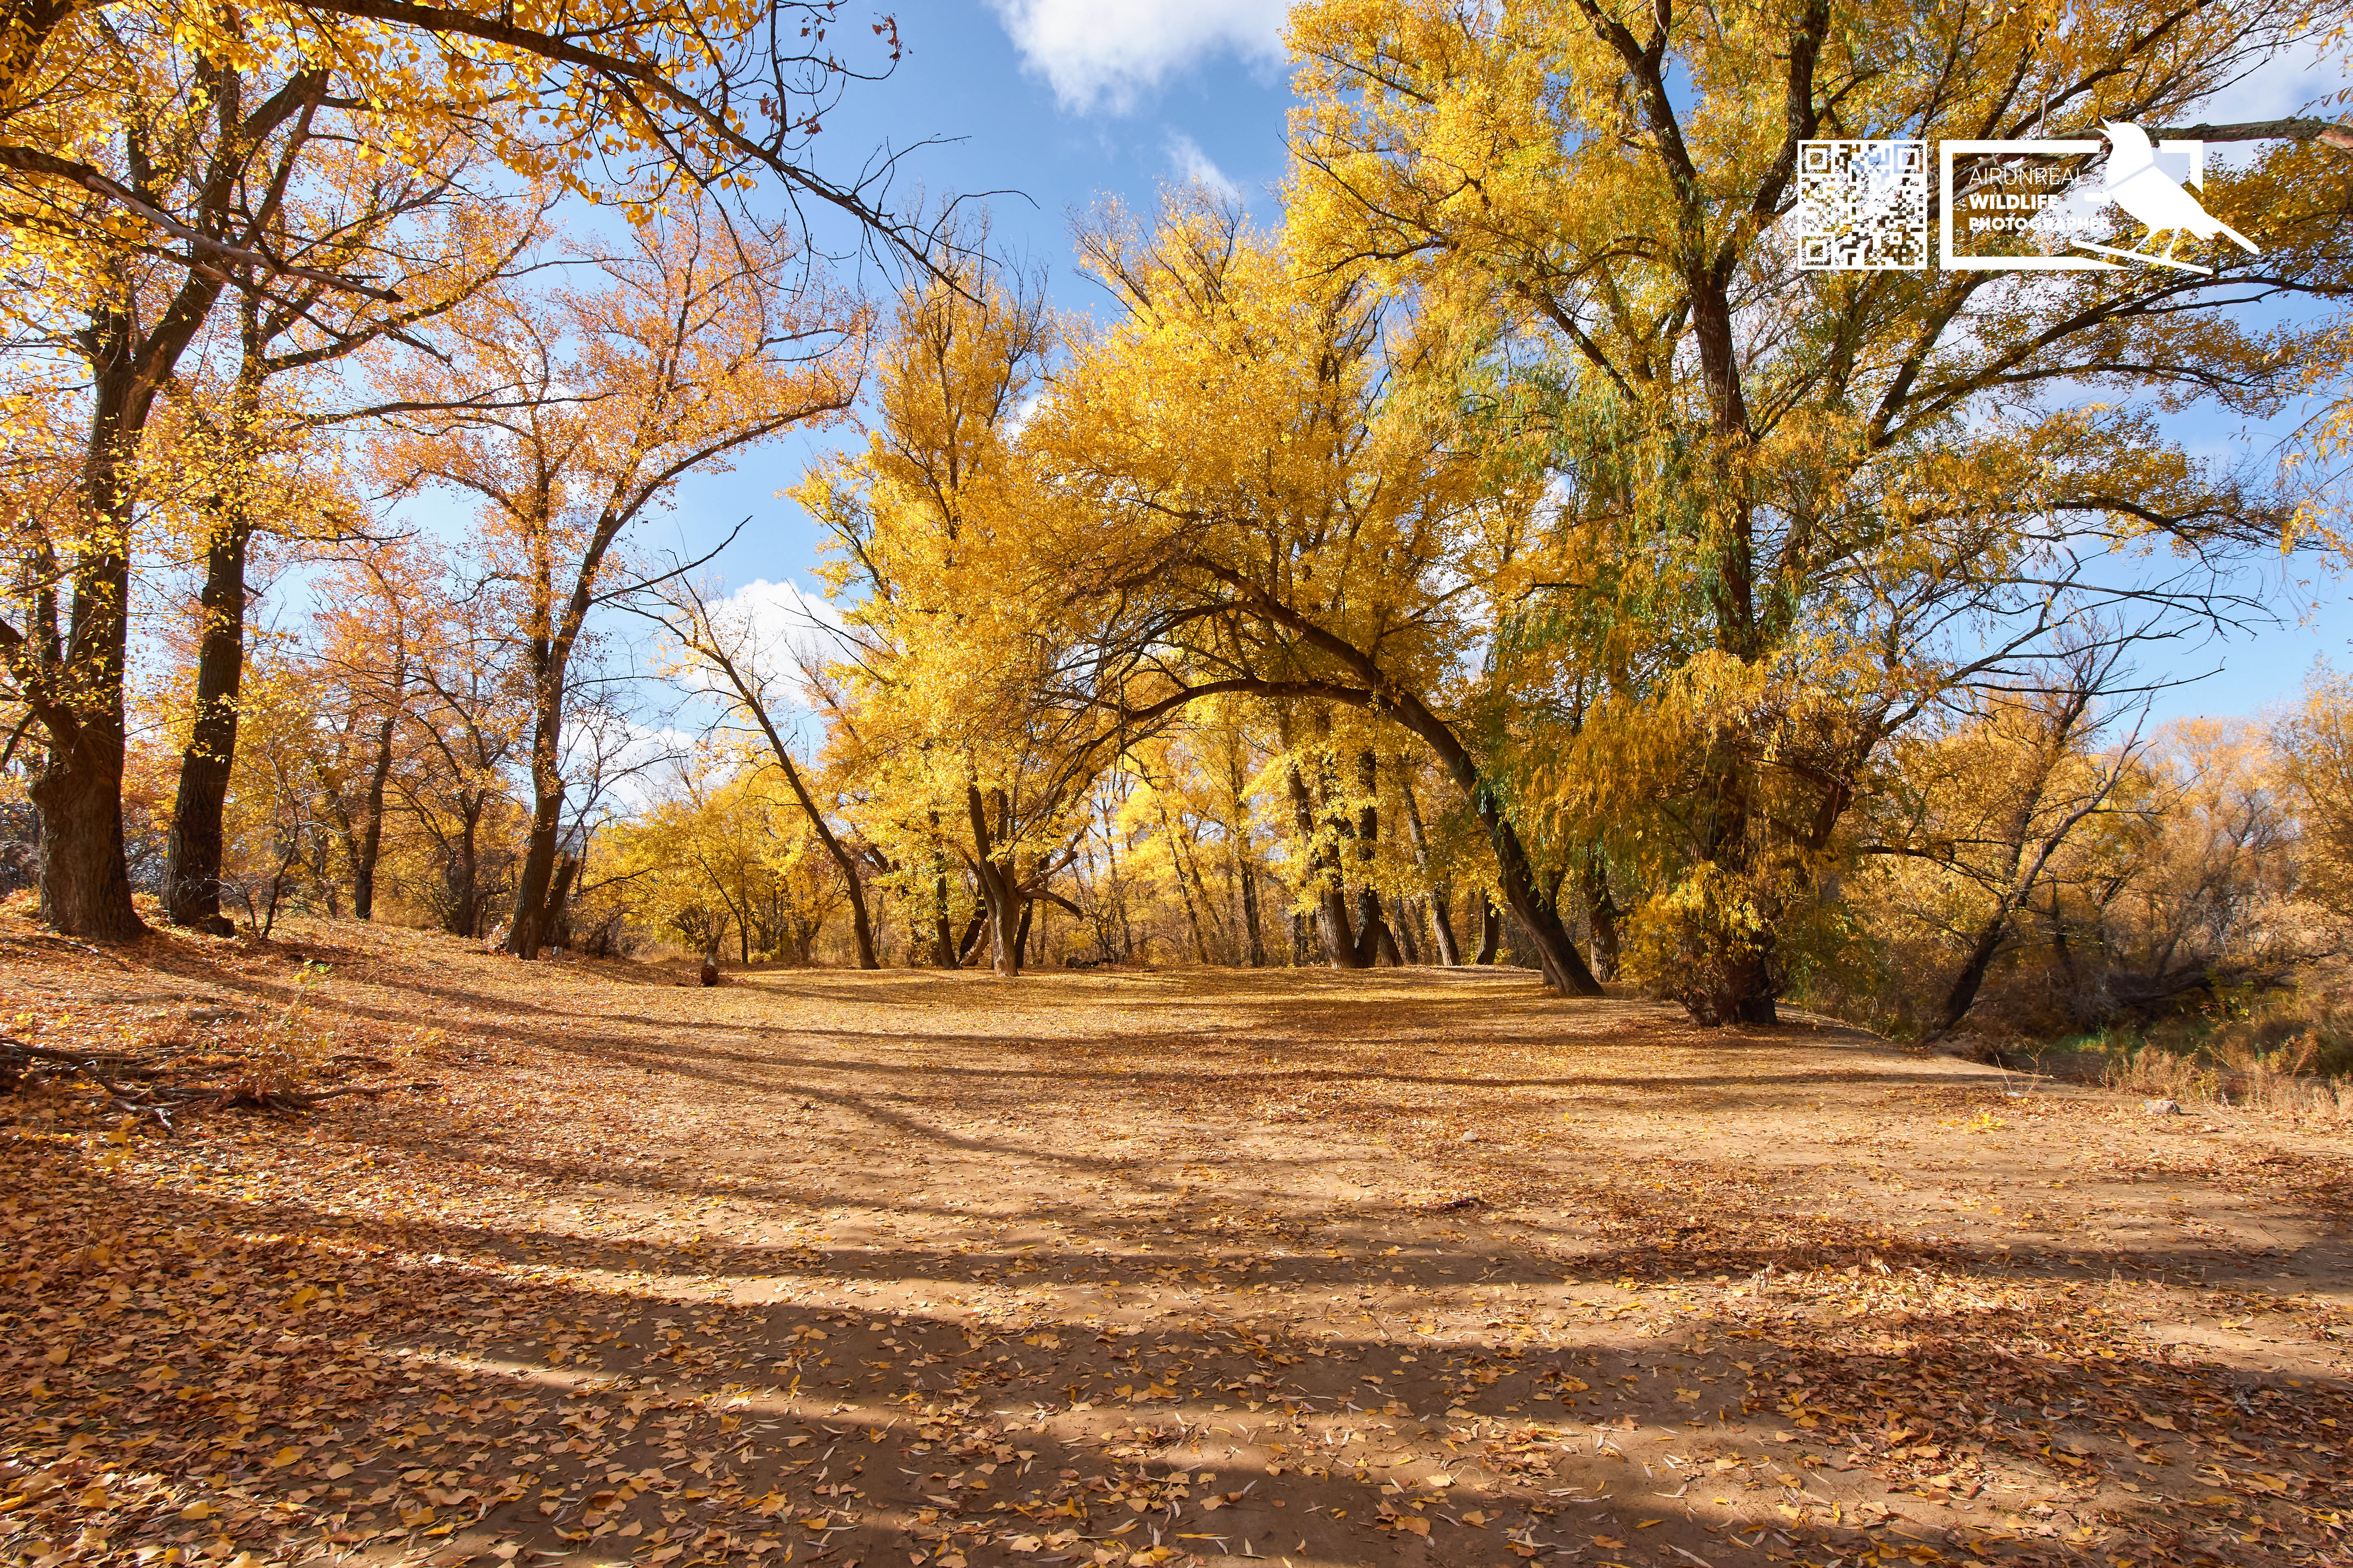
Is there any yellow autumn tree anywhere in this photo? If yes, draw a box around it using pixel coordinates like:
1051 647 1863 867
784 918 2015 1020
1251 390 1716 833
1020 196 1606 994
0 0 917 940
798 249 1118 978
607 759 846 964
370 198 865 960
2280 668 2353 923
1285 0 2353 1021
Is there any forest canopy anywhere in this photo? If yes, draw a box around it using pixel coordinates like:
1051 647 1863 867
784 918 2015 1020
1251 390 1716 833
4 0 2351 1048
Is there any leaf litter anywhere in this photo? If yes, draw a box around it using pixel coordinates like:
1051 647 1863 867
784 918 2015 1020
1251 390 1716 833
2 913 2347 1568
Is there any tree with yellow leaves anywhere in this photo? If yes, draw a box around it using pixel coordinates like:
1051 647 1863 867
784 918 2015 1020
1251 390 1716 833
1021 196 1606 995
372 199 865 960
608 757 847 964
1285 0 2353 1021
2 31 354 938
147 125 543 935
0 0 922 942
2279 667 2353 924
648 573 883 968
798 248 1121 978
1 0 923 274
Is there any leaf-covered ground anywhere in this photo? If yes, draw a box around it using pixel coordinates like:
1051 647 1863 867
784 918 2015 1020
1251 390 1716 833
2 916 2348 1568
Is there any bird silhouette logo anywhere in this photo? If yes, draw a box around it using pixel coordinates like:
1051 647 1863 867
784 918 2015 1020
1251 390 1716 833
2072 121 2258 273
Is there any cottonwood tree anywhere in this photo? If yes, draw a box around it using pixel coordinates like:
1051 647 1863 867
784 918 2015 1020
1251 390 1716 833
612 759 846 964
0 0 922 941
152 125 542 933
373 204 864 959
0 32 347 937
796 253 1117 978
1 0 926 271
298 543 440 922
1286 0 2353 1022
1028 198 1606 996
1855 649 2150 1038
387 571 529 938
2279 669 2353 922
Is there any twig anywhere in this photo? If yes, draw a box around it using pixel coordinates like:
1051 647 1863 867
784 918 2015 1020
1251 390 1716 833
2 1035 432 1118
1 931 137 969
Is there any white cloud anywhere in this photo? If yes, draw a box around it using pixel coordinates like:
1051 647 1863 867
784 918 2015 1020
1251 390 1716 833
1165 131 1242 200
658 577 847 751
712 578 847 706
722 577 845 650
988 0 1287 114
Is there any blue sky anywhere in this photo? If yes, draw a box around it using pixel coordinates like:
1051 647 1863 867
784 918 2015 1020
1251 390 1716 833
627 2 2346 728
640 0 1294 584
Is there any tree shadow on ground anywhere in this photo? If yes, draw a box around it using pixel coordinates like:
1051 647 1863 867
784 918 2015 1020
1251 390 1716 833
4 1148 2334 1568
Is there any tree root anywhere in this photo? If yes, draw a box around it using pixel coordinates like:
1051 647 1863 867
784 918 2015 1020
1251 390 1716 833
0 1036 433 1129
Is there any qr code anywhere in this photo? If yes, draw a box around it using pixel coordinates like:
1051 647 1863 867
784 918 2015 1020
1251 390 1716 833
1795 140 1928 270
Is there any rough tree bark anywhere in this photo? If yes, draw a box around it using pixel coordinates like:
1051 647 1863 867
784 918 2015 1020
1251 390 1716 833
1581 849 1621 983
964 783 1022 977
161 502 251 934
5 63 324 942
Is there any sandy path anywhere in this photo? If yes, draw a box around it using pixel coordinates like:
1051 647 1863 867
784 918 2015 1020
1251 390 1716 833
3 922 2349 1568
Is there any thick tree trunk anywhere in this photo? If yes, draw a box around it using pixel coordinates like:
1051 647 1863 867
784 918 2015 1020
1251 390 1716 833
1429 892 1462 966
1935 920 2009 1036
1316 880 1358 964
507 657 565 958
31 748 142 942
1485 816 1603 995
1476 893 1501 965
352 706 397 920
23 143 259 943
507 775 564 958
1581 849 1621 982
445 808 483 938
1681 748 1778 1025
1354 888 1394 966
545 853 580 949
29 338 152 942
966 784 1022 978
163 512 252 934
1290 910 1309 966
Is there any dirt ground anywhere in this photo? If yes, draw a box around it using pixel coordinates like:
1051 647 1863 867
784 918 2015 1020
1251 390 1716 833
2 917 2349 1568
